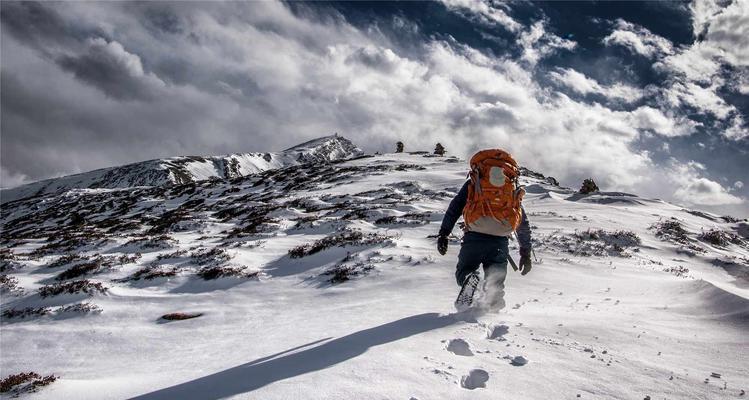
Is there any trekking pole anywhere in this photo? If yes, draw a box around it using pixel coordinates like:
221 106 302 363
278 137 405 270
507 255 518 271
509 232 520 271
514 231 540 263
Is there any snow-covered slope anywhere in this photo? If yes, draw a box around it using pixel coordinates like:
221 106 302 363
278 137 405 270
0 135 362 204
1 152 747 399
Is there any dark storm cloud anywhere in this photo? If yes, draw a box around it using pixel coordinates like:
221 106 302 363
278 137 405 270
1 1 162 101
0 1 104 52
138 5 185 35
56 38 165 101
1 2 74 46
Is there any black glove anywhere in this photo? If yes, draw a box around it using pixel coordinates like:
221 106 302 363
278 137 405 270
519 248 532 275
437 235 448 255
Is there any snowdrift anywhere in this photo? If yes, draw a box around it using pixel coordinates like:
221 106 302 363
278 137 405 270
1 139 747 399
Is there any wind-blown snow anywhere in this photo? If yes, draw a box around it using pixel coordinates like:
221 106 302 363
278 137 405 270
1 146 747 399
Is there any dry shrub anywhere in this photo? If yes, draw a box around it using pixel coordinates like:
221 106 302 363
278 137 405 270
324 262 375 283
125 235 177 250
0 248 15 262
156 249 188 261
663 266 690 278
57 303 102 315
55 257 111 281
118 252 142 264
2 307 52 320
0 372 57 395
190 247 231 265
650 219 690 243
374 212 431 225
574 229 641 248
38 280 108 298
289 230 392 258
46 253 85 269
0 274 23 295
540 229 640 257
126 266 179 281
196 266 258 280
698 229 743 248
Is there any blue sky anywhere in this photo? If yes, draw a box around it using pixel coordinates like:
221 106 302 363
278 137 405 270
1 1 747 216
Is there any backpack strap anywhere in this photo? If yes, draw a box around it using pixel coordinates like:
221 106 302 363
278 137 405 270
469 166 482 195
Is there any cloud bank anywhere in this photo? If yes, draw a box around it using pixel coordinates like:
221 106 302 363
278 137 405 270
1 1 747 215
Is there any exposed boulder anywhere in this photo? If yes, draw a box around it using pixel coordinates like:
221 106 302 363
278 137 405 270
579 178 599 194
434 143 446 156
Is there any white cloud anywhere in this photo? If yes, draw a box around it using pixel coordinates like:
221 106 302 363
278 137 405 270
675 178 744 205
547 69 693 137
0 168 29 189
439 0 521 32
438 3 576 67
646 1 749 142
691 0 725 36
603 19 673 58
548 68 643 102
655 41 723 84
698 0 749 67
518 21 576 66
661 80 734 120
651 0 742 98
723 114 749 140
630 106 695 137
729 69 749 94
668 160 743 206
596 14 747 149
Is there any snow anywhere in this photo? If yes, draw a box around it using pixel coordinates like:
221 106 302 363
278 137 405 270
446 338 474 356
460 369 490 390
1 151 747 399
0 135 362 203
486 324 510 340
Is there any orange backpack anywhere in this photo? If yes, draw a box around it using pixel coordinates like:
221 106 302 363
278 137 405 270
462 149 525 232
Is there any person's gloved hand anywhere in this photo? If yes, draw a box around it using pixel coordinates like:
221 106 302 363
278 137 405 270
437 235 449 255
519 247 532 275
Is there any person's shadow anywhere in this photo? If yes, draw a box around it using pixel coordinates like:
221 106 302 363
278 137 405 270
131 312 460 399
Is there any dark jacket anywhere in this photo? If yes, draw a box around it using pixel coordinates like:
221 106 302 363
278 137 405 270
439 180 532 251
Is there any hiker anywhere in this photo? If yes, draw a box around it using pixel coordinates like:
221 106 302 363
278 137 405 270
436 149 532 310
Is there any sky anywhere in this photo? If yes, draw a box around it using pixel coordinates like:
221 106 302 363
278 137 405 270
1 0 747 217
